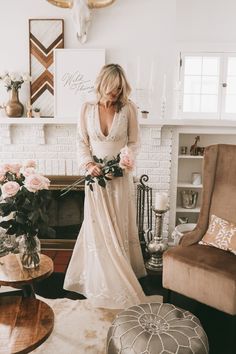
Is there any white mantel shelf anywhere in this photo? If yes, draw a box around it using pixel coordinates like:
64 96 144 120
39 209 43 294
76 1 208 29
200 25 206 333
0 117 162 126
1 117 236 127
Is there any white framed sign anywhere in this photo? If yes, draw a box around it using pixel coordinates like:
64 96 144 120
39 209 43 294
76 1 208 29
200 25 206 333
54 48 105 119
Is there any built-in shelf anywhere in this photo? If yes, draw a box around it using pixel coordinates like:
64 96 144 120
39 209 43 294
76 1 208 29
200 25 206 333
177 183 203 188
176 207 201 213
178 155 203 159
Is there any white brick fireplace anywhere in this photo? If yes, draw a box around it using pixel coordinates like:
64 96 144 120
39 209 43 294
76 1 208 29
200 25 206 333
0 122 173 238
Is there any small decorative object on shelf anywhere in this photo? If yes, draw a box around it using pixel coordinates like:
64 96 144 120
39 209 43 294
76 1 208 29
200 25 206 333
180 146 188 155
190 136 205 156
160 73 167 119
160 97 166 119
191 172 202 186
181 190 198 209
0 71 31 118
26 100 33 118
145 206 169 271
33 107 41 118
0 160 55 268
190 136 200 155
141 110 149 119
177 216 189 224
5 86 24 117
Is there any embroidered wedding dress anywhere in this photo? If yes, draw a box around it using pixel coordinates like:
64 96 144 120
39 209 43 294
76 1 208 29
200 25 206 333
63 101 147 309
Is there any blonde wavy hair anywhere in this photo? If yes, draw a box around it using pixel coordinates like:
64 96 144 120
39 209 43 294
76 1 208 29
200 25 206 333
95 64 131 112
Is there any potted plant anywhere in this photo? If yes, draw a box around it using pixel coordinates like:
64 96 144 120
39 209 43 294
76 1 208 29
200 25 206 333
141 110 149 119
0 160 55 268
0 71 31 117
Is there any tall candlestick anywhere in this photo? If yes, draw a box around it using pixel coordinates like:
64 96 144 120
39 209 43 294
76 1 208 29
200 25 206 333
155 192 168 211
136 56 141 89
162 73 167 99
148 60 154 91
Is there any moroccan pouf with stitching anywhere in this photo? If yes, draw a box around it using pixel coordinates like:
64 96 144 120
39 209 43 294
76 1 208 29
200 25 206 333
106 302 209 354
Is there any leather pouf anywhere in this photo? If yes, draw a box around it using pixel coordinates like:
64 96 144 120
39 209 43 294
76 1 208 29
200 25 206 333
107 302 209 354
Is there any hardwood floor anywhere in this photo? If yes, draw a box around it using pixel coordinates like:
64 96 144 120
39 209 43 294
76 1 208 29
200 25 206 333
41 250 72 273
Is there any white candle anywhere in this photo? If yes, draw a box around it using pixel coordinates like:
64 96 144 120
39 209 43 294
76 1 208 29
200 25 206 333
155 192 168 210
148 60 154 91
136 56 141 89
162 73 167 99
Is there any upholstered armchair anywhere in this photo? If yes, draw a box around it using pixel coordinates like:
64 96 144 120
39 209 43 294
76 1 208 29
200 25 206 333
163 144 236 316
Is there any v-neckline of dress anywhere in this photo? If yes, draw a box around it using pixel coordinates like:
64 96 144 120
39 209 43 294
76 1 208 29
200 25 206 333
96 104 117 139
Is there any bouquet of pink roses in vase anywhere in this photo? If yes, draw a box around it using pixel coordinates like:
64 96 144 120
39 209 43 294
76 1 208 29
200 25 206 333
0 160 55 268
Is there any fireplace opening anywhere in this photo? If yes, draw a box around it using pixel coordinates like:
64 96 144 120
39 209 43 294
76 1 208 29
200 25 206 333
39 176 85 250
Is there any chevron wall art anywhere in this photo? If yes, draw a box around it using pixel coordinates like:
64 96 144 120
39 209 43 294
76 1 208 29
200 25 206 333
29 19 64 117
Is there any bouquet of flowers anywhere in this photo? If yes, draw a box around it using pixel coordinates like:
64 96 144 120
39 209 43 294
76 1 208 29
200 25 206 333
0 71 31 91
61 146 134 195
0 160 55 267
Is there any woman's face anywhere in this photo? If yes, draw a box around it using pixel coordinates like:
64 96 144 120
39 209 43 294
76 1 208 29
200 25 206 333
104 86 122 102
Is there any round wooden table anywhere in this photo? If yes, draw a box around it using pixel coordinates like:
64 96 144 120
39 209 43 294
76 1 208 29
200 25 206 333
0 253 54 354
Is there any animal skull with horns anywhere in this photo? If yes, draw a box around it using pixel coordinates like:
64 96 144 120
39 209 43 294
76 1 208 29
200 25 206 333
47 0 116 43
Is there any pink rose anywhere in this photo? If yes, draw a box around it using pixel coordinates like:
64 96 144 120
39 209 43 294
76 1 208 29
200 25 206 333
1 181 20 199
0 174 5 182
24 174 50 193
2 164 12 173
0 167 5 183
22 167 36 177
119 147 134 171
3 163 22 174
25 160 36 168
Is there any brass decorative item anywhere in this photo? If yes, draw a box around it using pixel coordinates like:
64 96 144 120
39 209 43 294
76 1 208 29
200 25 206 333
46 0 116 43
46 0 116 9
190 136 200 155
5 87 24 117
145 207 169 271
190 136 205 156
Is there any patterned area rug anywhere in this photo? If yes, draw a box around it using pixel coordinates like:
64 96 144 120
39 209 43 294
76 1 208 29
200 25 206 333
32 295 162 354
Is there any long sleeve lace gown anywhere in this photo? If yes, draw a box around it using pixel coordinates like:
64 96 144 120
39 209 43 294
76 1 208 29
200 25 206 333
63 100 147 309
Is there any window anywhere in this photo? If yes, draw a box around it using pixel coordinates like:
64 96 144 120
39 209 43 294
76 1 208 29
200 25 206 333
179 52 236 120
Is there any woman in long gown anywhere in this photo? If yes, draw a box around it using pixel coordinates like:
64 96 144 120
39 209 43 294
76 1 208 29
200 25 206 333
64 64 147 309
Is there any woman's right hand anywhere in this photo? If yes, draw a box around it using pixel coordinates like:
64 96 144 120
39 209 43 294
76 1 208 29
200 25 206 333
86 163 102 177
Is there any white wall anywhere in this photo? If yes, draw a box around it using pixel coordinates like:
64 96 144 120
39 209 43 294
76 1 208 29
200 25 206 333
177 0 236 47
0 0 176 119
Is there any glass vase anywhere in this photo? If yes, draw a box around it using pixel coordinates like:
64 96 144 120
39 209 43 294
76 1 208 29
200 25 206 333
18 235 41 269
5 87 24 117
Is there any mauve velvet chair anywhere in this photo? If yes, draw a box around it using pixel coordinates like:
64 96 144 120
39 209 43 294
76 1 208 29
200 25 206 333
163 144 236 316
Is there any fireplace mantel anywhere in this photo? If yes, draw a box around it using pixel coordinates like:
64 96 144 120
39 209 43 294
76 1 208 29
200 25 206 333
0 117 163 144
1 116 236 127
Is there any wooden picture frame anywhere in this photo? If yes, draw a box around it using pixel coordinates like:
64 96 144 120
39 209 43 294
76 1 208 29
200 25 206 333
29 19 64 117
54 48 105 119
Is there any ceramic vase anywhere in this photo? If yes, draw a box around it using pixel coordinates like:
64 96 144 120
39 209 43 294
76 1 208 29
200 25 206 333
5 87 24 117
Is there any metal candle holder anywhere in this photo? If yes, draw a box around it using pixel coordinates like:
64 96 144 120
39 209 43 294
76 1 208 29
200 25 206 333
145 207 169 271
